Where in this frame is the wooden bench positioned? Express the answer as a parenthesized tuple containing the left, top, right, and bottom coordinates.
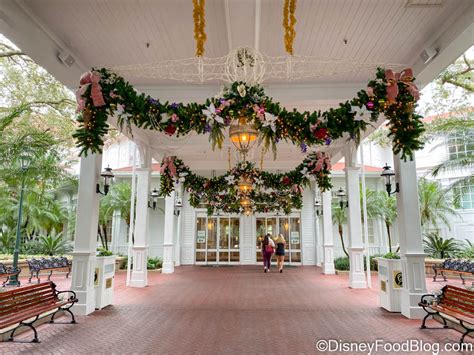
(0, 281, 77, 343)
(419, 285, 474, 344)
(0, 263, 21, 287)
(433, 259, 474, 285)
(27, 257, 72, 284)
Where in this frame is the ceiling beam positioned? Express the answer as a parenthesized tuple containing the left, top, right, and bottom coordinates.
(254, 0, 261, 50)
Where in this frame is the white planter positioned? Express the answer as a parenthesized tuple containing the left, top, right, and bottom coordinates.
(94, 255, 116, 310)
(376, 257, 403, 312)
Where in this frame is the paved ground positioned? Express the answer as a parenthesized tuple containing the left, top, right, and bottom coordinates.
(1, 266, 471, 354)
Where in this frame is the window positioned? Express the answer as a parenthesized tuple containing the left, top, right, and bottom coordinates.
(447, 130, 474, 160)
(453, 180, 474, 210)
(367, 219, 375, 244)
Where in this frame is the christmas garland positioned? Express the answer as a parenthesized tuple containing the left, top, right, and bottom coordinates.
(73, 67, 423, 160)
(159, 152, 331, 215)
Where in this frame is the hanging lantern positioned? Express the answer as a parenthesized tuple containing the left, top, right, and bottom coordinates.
(229, 116, 258, 155)
(238, 176, 253, 194)
(240, 197, 251, 207)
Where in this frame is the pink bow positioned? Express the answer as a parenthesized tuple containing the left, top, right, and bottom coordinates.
(312, 153, 331, 173)
(291, 184, 303, 194)
(76, 71, 105, 112)
(385, 68, 420, 104)
(160, 156, 177, 177)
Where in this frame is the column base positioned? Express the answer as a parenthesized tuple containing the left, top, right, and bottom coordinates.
(71, 252, 96, 316)
(349, 247, 367, 289)
(162, 243, 175, 274)
(130, 246, 148, 288)
(322, 245, 335, 274)
(401, 253, 427, 319)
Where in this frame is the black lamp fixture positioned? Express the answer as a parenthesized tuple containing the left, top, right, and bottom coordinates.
(336, 187, 348, 209)
(174, 196, 182, 216)
(381, 163, 399, 196)
(96, 166, 114, 195)
(148, 188, 159, 210)
(314, 198, 323, 216)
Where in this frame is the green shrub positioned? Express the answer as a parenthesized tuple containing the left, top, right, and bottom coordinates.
(334, 255, 382, 271)
(147, 257, 162, 270)
(97, 248, 113, 257)
(457, 240, 474, 259)
(20, 239, 44, 255)
(40, 232, 72, 256)
(424, 233, 460, 259)
(334, 256, 350, 271)
(382, 252, 400, 259)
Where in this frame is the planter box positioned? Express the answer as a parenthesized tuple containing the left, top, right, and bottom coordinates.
(94, 255, 116, 310)
(376, 258, 402, 312)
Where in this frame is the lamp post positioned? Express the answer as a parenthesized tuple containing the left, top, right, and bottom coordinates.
(336, 187, 348, 209)
(381, 163, 399, 196)
(96, 166, 114, 195)
(314, 198, 323, 216)
(8, 154, 32, 286)
(148, 188, 159, 210)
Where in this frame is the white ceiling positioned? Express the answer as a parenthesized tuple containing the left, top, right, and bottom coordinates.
(0, 0, 472, 169)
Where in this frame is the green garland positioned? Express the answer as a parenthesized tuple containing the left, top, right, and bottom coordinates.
(159, 152, 331, 215)
(73, 67, 424, 160)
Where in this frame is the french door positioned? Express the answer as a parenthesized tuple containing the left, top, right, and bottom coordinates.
(255, 214, 301, 264)
(195, 215, 240, 264)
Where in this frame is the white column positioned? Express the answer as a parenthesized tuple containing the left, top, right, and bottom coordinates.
(394, 154, 427, 319)
(321, 190, 335, 274)
(345, 146, 367, 289)
(162, 190, 176, 273)
(129, 147, 151, 287)
(71, 154, 101, 315)
(315, 215, 322, 267)
(174, 186, 183, 266)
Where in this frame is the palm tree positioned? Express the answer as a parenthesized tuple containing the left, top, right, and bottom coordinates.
(418, 178, 458, 230)
(98, 182, 134, 250)
(424, 233, 460, 259)
(332, 204, 349, 257)
(373, 191, 397, 252)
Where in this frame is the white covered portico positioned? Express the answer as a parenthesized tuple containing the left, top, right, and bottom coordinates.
(2, 0, 473, 320)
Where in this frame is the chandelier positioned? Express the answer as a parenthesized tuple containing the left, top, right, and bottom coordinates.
(238, 175, 253, 194)
(229, 117, 258, 157)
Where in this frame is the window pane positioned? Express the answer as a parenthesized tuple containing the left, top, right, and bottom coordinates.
(207, 218, 217, 249)
(196, 217, 207, 249)
(219, 218, 229, 249)
(230, 218, 239, 249)
(196, 251, 205, 262)
(289, 217, 301, 249)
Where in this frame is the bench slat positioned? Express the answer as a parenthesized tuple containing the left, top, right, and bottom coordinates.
(0, 300, 70, 329)
(441, 298, 474, 314)
(0, 289, 56, 310)
(0, 294, 58, 317)
(431, 305, 474, 325)
(0, 282, 53, 299)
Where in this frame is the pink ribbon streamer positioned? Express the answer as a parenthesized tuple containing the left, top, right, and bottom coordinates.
(385, 68, 420, 104)
(160, 156, 177, 177)
(76, 71, 106, 112)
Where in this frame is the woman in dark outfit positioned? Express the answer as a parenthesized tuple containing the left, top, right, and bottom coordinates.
(275, 234, 286, 273)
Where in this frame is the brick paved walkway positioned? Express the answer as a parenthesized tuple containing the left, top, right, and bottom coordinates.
(1, 266, 470, 354)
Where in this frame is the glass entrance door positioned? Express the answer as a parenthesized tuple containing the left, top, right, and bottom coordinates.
(255, 215, 301, 264)
(195, 215, 240, 264)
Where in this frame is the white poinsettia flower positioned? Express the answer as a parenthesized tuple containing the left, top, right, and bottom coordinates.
(300, 167, 312, 180)
(254, 177, 264, 185)
(262, 112, 277, 132)
(350, 105, 371, 123)
(224, 175, 236, 185)
(160, 113, 170, 123)
(237, 84, 247, 97)
(115, 104, 131, 120)
(202, 103, 224, 125)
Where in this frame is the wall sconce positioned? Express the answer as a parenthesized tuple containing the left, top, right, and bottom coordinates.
(314, 198, 323, 216)
(336, 187, 348, 209)
(148, 188, 159, 210)
(381, 163, 399, 196)
(96, 166, 114, 195)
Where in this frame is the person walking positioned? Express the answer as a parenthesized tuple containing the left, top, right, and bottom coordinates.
(261, 233, 275, 273)
(275, 234, 286, 273)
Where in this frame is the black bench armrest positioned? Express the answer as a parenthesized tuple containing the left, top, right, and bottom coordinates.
(419, 293, 435, 306)
(56, 290, 78, 302)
